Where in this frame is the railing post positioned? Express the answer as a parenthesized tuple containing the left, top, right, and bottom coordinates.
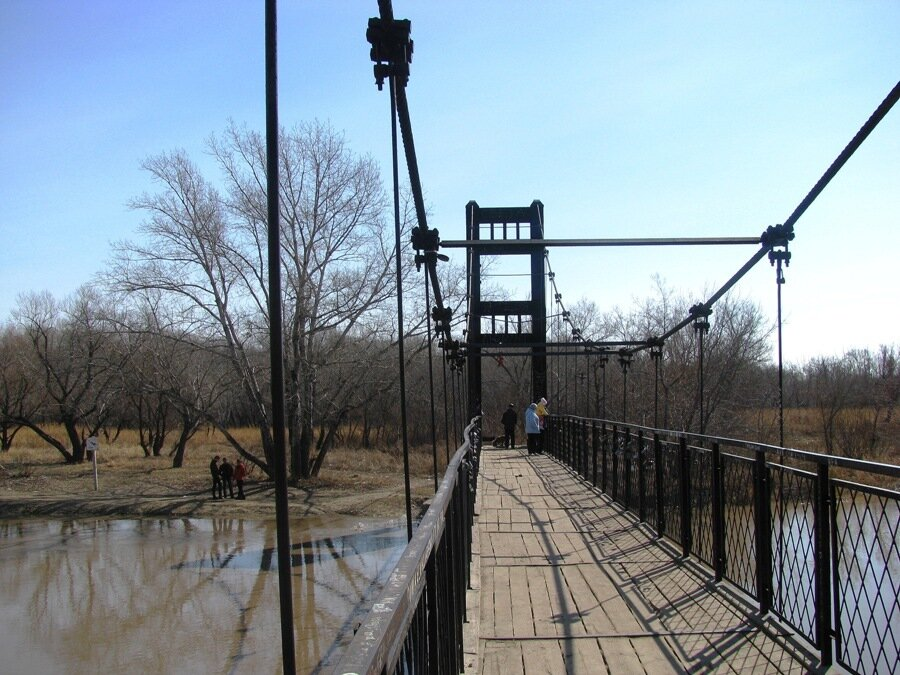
(569, 416, 575, 466)
(425, 550, 440, 672)
(654, 433, 664, 538)
(559, 417, 569, 464)
(815, 463, 833, 666)
(578, 419, 590, 480)
(601, 422, 609, 493)
(638, 430, 646, 523)
(711, 441, 725, 582)
(591, 421, 599, 487)
(547, 416, 554, 458)
(679, 435, 692, 557)
(624, 428, 633, 511)
(453, 478, 465, 669)
(754, 448, 773, 613)
(612, 425, 620, 501)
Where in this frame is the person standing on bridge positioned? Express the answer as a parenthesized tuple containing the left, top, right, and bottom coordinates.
(501, 403, 518, 448)
(536, 397, 549, 452)
(525, 403, 541, 455)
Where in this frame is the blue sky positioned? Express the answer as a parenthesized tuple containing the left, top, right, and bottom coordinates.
(1, 1, 897, 363)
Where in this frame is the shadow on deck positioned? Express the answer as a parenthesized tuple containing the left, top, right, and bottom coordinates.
(465, 447, 832, 674)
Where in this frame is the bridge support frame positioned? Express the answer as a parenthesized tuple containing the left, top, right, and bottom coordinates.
(465, 201, 547, 414)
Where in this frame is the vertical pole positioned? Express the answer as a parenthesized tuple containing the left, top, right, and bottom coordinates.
(425, 272, 438, 491)
(601, 357, 607, 420)
(692, 307, 710, 436)
(711, 441, 725, 581)
(264, 2, 296, 671)
(389, 75, 413, 541)
(679, 435, 692, 558)
(637, 429, 645, 522)
(776, 259, 786, 448)
(815, 463, 833, 665)
(654, 433, 664, 538)
(754, 448, 772, 612)
(92, 449, 99, 491)
(601, 422, 609, 493)
(698, 327, 705, 435)
(442, 354, 450, 463)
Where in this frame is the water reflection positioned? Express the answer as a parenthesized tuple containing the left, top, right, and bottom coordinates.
(0, 516, 406, 674)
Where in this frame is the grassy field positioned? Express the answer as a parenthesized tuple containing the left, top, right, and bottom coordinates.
(0, 425, 451, 519)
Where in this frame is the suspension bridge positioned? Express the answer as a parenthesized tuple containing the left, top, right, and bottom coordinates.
(254, 1, 900, 673)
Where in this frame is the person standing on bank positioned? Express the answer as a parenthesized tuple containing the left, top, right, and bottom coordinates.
(525, 403, 541, 455)
(220, 457, 235, 499)
(501, 403, 518, 448)
(210, 456, 223, 499)
(234, 459, 247, 500)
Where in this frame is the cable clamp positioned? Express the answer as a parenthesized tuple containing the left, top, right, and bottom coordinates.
(366, 17, 413, 90)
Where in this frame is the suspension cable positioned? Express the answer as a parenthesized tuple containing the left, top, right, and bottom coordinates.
(388, 74, 413, 541)
(441, 349, 450, 463)
(425, 270, 438, 491)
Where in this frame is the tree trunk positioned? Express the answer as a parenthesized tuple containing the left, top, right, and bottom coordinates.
(64, 418, 85, 463)
(169, 414, 198, 468)
(310, 411, 347, 477)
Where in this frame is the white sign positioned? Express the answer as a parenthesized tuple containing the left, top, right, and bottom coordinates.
(86, 437, 99, 453)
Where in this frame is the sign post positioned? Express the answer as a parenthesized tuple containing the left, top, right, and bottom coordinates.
(86, 436, 99, 491)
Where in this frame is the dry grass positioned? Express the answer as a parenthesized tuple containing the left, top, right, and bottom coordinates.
(0, 425, 451, 520)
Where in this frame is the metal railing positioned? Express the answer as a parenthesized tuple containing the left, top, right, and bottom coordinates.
(331, 417, 481, 675)
(547, 414, 900, 675)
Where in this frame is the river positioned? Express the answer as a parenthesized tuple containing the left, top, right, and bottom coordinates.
(0, 516, 407, 674)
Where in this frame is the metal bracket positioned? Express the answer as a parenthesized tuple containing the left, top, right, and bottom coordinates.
(366, 17, 413, 90)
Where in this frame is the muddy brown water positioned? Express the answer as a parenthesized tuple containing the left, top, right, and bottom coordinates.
(0, 516, 407, 674)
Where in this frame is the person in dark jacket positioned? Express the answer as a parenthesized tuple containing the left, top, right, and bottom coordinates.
(220, 458, 235, 499)
(210, 456, 223, 499)
(500, 403, 518, 448)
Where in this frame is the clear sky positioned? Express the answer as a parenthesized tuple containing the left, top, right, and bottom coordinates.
(1, 1, 897, 364)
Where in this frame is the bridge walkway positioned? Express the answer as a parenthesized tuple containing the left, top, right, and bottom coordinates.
(463, 447, 825, 674)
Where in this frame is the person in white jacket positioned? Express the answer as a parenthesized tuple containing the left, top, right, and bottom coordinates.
(525, 403, 541, 455)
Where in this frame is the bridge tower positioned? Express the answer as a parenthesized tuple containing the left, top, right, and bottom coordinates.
(465, 200, 547, 416)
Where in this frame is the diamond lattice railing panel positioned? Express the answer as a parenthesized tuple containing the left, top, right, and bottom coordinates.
(833, 483, 900, 675)
(660, 441, 682, 539)
(722, 454, 757, 597)
(770, 465, 817, 644)
(641, 438, 659, 530)
(691, 447, 714, 568)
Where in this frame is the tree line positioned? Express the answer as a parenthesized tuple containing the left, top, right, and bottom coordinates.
(0, 122, 465, 481)
(2, 122, 895, 476)
(480, 279, 898, 460)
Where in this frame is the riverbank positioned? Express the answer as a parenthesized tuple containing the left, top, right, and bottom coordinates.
(0, 441, 444, 521)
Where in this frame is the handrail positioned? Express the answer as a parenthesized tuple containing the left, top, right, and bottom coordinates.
(555, 414, 900, 478)
(547, 413, 900, 675)
(331, 417, 481, 674)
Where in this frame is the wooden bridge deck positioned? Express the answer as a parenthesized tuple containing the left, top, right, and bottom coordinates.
(463, 447, 826, 674)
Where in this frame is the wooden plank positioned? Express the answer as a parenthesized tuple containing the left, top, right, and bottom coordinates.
(509, 565, 535, 637)
(526, 565, 557, 638)
(521, 640, 566, 675)
(492, 565, 512, 637)
(481, 641, 523, 675)
(562, 638, 609, 674)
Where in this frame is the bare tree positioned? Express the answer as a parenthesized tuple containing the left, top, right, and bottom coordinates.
(110, 122, 417, 480)
(0, 326, 40, 451)
(11, 288, 127, 462)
